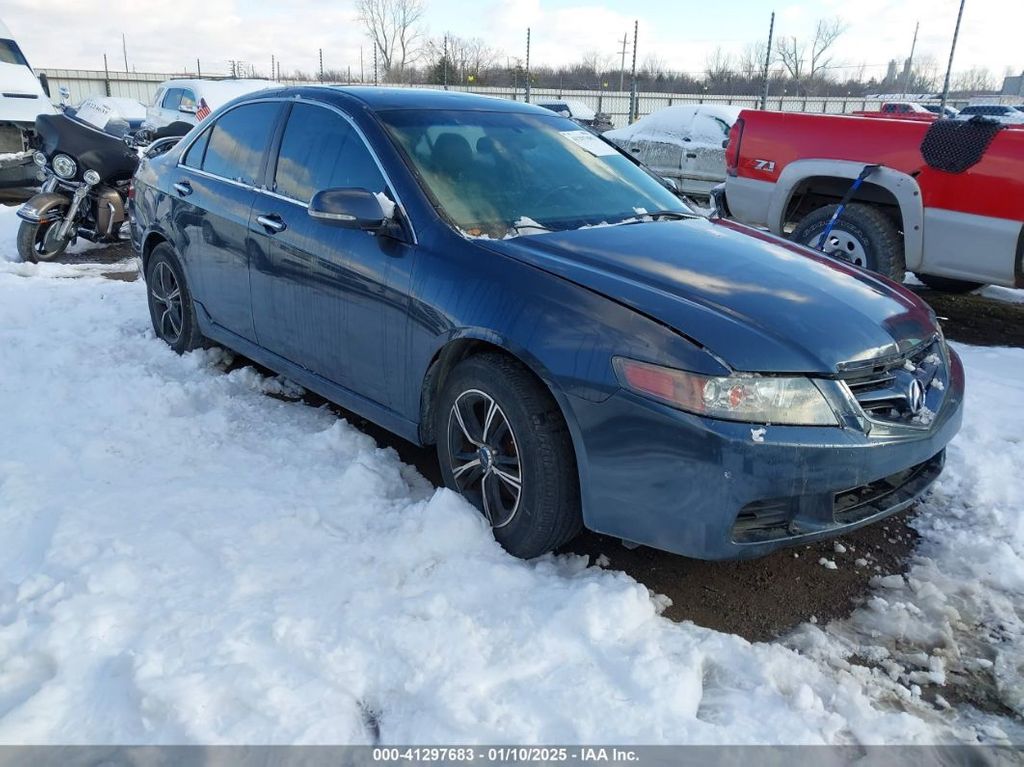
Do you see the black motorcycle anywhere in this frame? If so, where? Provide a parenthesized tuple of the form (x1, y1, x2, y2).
(16, 108, 190, 263)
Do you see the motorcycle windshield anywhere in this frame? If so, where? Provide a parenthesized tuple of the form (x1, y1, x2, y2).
(35, 112, 138, 182)
(67, 97, 145, 138)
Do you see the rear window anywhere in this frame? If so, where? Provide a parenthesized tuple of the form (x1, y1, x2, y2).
(202, 102, 279, 185)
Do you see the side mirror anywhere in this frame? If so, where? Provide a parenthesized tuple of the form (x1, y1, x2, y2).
(309, 187, 387, 230)
(722, 139, 729, 149)
(179, 103, 197, 114)
(662, 177, 680, 193)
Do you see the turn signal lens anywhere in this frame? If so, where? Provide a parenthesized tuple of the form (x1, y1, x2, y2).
(33, 151, 47, 167)
(612, 357, 838, 426)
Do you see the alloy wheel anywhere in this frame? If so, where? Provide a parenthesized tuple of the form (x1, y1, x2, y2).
(447, 388, 523, 528)
(149, 261, 184, 343)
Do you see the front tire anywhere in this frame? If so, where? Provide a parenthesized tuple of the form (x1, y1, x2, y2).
(790, 203, 905, 282)
(17, 220, 70, 263)
(146, 244, 204, 353)
(436, 353, 582, 558)
(914, 273, 985, 294)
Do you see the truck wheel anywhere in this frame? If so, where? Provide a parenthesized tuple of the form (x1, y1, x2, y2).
(914, 273, 985, 294)
(791, 203, 905, 282)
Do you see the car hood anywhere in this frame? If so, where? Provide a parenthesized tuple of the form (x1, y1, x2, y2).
(477, 218, 938, 374)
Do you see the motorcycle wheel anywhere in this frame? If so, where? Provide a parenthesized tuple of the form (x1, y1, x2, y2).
(16, 219, 71, 264)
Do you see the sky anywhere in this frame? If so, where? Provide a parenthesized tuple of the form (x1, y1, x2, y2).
(2, 0, 1021, 85)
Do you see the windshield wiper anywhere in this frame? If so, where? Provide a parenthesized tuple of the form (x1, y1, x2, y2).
(615, 210, 696, 225)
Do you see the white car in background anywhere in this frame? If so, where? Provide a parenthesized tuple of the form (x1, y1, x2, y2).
(954, 104, 1024, 124)
(145, 78, 278, 130)
(605, 104, 741, 198)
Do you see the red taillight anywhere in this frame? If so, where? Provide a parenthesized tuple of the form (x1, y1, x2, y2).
(725, 117, 744, 177)
(127, 181, 135, 202)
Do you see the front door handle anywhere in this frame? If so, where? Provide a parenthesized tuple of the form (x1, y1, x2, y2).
(173, 180, 192, 196)
(257, 213, 287, 234)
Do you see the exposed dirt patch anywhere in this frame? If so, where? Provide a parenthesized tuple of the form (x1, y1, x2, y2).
(911, 286, 1024, 347)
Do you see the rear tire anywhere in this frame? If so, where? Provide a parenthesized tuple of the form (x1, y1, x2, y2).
(436, 353, 582, 558)
(914, 273, 985, 294)
(145, 243, 204, 354)
(17, 220, 69, 263)
(790, 203, 905, 282)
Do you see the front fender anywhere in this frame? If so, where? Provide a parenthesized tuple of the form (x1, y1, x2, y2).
(768, 160, 925, 270)
(17, 192, 71, 224)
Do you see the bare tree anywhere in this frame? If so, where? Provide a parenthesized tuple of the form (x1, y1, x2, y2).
(703, 46, 734, 82)
(952, 66, 994, 94)
(776, 17, 847, 86)
(739, 40, 770, 80)
(640, 53, 666, 79)
(357, 0, 426, 78)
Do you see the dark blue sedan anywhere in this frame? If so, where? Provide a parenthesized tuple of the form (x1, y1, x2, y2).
(130, 87, 964, 560)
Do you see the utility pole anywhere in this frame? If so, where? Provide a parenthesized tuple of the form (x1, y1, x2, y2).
(271, 54, 275, 80)
(760, 11, 775, 109)
(940, 0, 966, 111)
(443, 34, 449, 89)
(121, 33, 129, 73)
(901, 21, 919, 98)
(196, 58, 201, 77)
(103, 53, 111, 97)
(629, 20, 638, 122)
(525, 28, 531, 103)
(618, 33, 629, 92)
(360, 47, 364, 82)
(374, 44, 378, 85)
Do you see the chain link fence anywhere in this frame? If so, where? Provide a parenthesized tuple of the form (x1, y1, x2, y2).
(40, 68, 985, 129)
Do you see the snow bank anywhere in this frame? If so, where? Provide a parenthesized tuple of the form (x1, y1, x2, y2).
(0, 271, 965, 746)
(0, 269, 1021, 745)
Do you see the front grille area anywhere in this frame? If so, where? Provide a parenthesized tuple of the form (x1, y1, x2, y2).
(731, 498, 797, 542)
(833, 451, 945, 524)
(732, 450, 945, 544)
(839, 339, 948, 426)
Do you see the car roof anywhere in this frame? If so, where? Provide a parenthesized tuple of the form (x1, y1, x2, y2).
(233, 85, 549, 115)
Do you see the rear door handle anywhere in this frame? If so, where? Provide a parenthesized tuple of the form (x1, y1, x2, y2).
(173, 180, 192, 196)
(257, 213, 287, 234)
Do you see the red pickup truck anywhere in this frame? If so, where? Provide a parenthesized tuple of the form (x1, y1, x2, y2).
(723, 110, 1024, 292)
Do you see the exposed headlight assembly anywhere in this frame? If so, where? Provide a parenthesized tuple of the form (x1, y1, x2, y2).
(613, 357, 839, 426)
(52, 153, 77, 179)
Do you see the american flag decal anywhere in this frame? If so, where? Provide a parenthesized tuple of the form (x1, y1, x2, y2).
(195, 98, 212, 121)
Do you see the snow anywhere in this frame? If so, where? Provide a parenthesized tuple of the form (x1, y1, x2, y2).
(1, 243, 1024, 744)
(605, 104, 741, 149)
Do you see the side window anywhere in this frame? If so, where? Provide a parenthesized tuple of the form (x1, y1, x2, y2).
(161, 88, 183, 110)
(273, 103, 386, 203)
(201, 102, 280, 185)
(151, 87, 165, 108)
(182, 127, 211, 169)
(179, 89, 196, 112)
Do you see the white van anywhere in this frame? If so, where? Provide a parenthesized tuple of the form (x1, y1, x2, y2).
(0, 17, 57, 187)
(145, 78, 278, 130)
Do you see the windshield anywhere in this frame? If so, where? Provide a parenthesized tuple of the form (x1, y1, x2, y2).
(0, 39, 29, 67)
(379, 109, 687, 238)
